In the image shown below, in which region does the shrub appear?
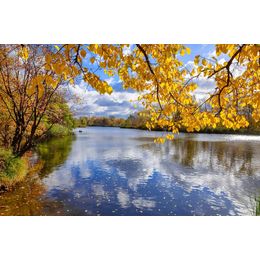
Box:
[47,124,73,138]
[0,148,28,188]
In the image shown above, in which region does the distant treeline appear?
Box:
[73,114,260,135]
[73,114,147,129]
[74,116,123,127]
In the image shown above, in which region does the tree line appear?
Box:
[73,112,260,134]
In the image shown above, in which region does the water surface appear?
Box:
[1,127,260,216]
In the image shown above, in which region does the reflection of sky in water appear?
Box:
[41,127,260,216]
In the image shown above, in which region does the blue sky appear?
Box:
[67,44,217,118]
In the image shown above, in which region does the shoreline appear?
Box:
[79,125,260,136]
[0,126,74,193]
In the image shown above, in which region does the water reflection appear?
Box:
[0,178,44,216]
[0,177,66,216]
[1,127,260,215]
[37,135,75,177]
[0,136,74,216]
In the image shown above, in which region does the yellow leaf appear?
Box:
[80,49,86,58]
[54,45,60,51]
[90,57,95,64]
[166,134,174,140]
[107,86,113,94]
[100,61,106,68]
[27,85,35,95]
[45,54,52,64]
[20,46,29,60]
[194,55,200,65]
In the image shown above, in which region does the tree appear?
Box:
[0,45,74,156]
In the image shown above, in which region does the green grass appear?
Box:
[47,124,73,138]
[0,148,28,188]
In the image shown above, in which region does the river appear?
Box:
[1,127,260,216]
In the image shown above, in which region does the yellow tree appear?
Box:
[53,44,259,142]
[0,45,74,155]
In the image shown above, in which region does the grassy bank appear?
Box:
[46,123,73,138]
[0,148,28,191]
[0,124,73,192]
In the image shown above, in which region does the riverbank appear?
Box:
[0,124,73,192]
[0,149,28,192]
[74,116,260,136]
[45,123,74,138]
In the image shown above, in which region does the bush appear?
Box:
[0,148,28,188]
[47,124,73,138]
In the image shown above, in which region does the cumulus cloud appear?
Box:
[66,80,141,118]
[193,77,216,101]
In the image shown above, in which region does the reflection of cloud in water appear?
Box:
[42,127,260,215]
[117,189,130,208]
[43,169,76,190]
[116,188,156,210]
[107,159,154,191]
[132,198,156,209]
[80,168,92,179]
[92,184,107,198]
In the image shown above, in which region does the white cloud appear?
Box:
[123,45,132,56]
[66,81,140,118]
[207,49,216,59]
[105,76,121,85]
